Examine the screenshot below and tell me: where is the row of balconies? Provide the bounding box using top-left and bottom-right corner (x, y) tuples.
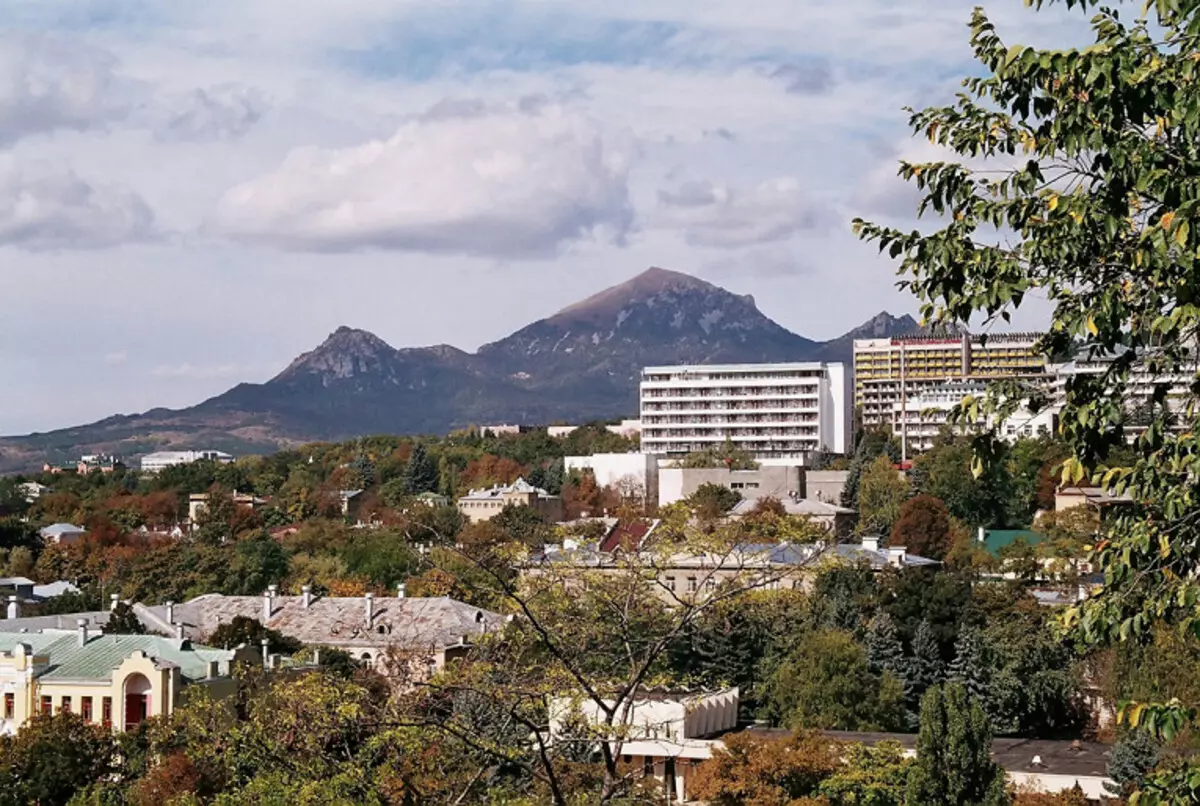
(642, 415), (820, 426)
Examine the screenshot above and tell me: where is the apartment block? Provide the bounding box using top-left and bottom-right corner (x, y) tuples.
(639, 363), (850, 462)
(854, 333), (1047, 429)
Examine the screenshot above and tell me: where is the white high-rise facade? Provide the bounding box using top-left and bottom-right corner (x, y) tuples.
(639, 362), (851, 462)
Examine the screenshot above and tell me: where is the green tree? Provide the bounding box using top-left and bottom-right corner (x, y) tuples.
(227, 533), (289, 596)
(948, 625), (991, 709)
(910, 440), (1007, 529)
(676, 438), (758, 470)
(205, 615), (302, 655)
(490, 504), (552, 547)
(0, 713), (116, 806)
(905, 683), (1008, 806)
(856, 456), (909, 536)
(819, 741), (913, 806)
(403, 444), (439, 495)
(763, 629), (907, 732)
(1104, 729), (1161, 800)
(683, 483), (742, 520)
(106, 601), (146, 635)
(842, 427), (900, 511)
(890, 494), (953, 560)
(905, 620), (945, 711)
(866, 612), (908, 694)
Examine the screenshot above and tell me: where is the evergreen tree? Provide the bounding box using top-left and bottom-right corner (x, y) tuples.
(866, 612), (907, 690)
(905, 683), (1008, 806)
(905, 620), (944, 710)
(1105, 730), (1161, 799)
(106, 602), (146, 635)
(948, 626), (991, 711)
(437, 455), (459, 498)
(403, 444), (439, 494)
(347, 454), (374, 488)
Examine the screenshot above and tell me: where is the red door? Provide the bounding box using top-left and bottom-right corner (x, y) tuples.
(124, 694), (148, 728)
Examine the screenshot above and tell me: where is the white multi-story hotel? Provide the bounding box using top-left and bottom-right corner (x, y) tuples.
(639, 363), (850, 463)
(140, 450), (234, 474)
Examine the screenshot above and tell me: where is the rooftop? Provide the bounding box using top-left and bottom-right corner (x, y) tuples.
(0, 632), (233, 683)
(460, 477), (554, 500)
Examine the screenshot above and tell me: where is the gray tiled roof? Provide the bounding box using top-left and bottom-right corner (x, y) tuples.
(0, 610), (116, 634)
(153, 594), (504, 650)
(0, 633), (233, 682)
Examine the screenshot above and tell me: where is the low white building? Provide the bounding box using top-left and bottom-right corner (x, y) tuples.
(564, 453), (661, 505)
(657, 465), (803, 508)
(39, 523), (87, 545)
(140, 450), (234, 474)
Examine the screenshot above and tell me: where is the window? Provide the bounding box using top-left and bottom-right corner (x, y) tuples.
(102, 697), (112, 727)
(81, 697), (93, 723)
(40, 696), (51, 716)
(60, 696), (71, 713)
(664, 576), (675, 591)
(705, 578), (717, 592)
(687, 576), (698, 593)
(3, 693), (12, 719)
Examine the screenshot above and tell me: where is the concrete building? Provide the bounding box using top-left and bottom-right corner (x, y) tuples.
(140, 450), (234, 474)
(804, 470), (849, 505)
(727, 496), (855, 538)
(0, 630), (252, 736)
(564, 453), (661, 505)
(640, 363), (851, 463)
(457, 478), (564, 524)
(657, 465), (803, 508)
(187, 491), (267, 526)
(854, 332), (1047, 429)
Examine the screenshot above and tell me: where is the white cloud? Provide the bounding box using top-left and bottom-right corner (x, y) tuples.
(208, 103), (633, 258)
(155, 84), (269, 141)
(657, 177), (827, 248)
(0, 162), (158, 251)
(149, 362), (256, 380)
(0, 35), (132, 145)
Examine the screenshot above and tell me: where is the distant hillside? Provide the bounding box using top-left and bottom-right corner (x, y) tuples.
(0, 267), (920, 472)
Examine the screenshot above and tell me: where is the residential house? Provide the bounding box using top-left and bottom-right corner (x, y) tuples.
(77, 455), (122, 474)
(457, 478), (564, 524)
(0, 578), (78, 605)
(1054, 485), (1134, 514)
(39, 523), (87, 545)
(187, 491), (268, 527)
(0, 628), (255, 736)
(16, 482), (47, 503)
(410, 492), (450, 508)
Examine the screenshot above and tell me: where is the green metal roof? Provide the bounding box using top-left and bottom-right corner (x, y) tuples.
(0, 633), (233, 682)
(981, 529), (1048, 557)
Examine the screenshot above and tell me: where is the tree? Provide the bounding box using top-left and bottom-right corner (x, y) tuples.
(905, 683), (1008, 806)
(690, 730), (843, 806)
(856, 456), (909, 536)
(948, 626), (991, 710)
(851, 0), (1200, 774)
(905, 620), (945, 711)
(106, 601), (146, 635)
(490, 504), (552, 547)
(205, 615), (301, 655)
(842, 428), (900, 511)
(0, 712), (116, 806)
(683, 483), (742, 520)
(866, 612), (908, 693)
(763, 629), (907, 732)
(890, 494), (953, 560)
(818, 741), (913, 806)
(403, 444), (439, 495)
(1104, 729), (1160, 800)
(910, 440), (1008, 529)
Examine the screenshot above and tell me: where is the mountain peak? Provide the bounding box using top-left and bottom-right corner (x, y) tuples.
(844, 311), (921, 340)
(273, 326), (396, 382)
(552, 267), (719, 322)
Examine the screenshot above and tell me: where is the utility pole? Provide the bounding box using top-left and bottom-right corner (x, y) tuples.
(900, 342), (908, 465)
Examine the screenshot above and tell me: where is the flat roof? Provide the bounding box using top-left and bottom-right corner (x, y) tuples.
(642, 362), (842, 373)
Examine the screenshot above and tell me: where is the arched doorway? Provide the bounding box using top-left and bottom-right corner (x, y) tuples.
(123, 673), (151, 730)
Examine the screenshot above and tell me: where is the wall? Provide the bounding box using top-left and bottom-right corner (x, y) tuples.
(804, 470), (849, 505)
(657, 466), (802, 507)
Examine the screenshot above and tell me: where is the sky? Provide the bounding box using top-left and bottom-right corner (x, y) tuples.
(0, 0), (1096, 435)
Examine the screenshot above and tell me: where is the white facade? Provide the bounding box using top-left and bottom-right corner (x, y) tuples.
(140, 450), (234, 474)
(639, 363), (850, 461)
(564, 453), (660, 504)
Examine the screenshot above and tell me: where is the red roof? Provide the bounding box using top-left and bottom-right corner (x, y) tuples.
(600, 520), (655, 553)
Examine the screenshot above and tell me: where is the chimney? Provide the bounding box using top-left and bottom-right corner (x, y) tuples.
(396, 583), (406, 599)
(301, 585), (313, 609)
(260, 637), (270, 669)
(460, 633), (470, 646)
(165, 601), (175, 624)
(861, 536), (880, 553)
(175, 624), (185, 640)
(977, 526), (986, 543)
(888, 546), (907, 567)
(365, 592), (375, 624)
(76, 618), (88, 647)
(262, 588), (273, 622)
(312, 648), (321, 666)
(109, 593), (120, 612)
(6, 596), (19, 620)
